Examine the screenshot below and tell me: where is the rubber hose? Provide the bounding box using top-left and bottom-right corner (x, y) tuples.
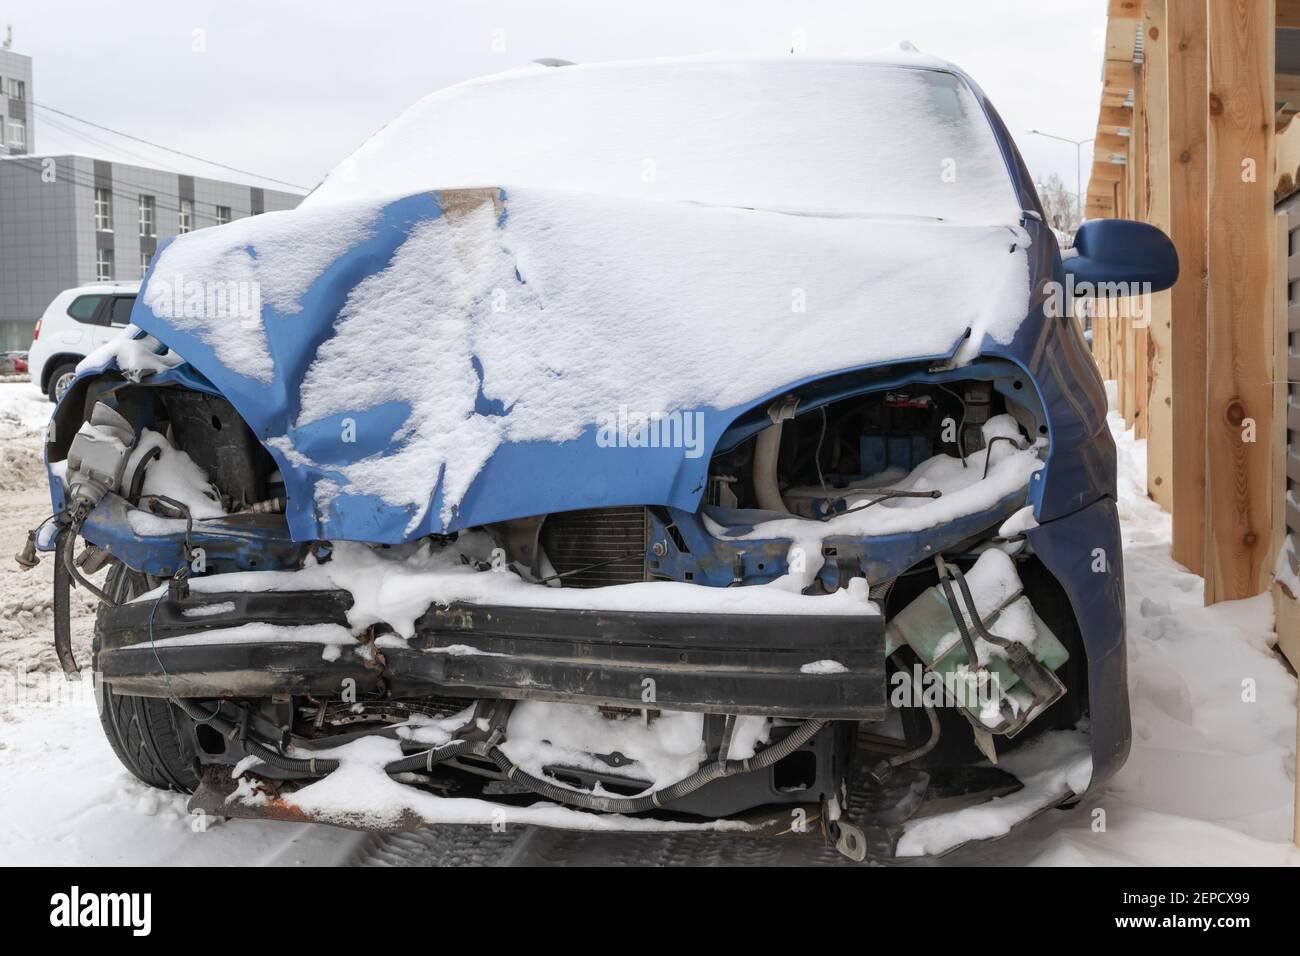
(61, 523), (119, 606)
(52, 529), (79, 677)
(753, 422), (787, 513)
(885, 669), (941, 768)
(384, 739), (477, 774)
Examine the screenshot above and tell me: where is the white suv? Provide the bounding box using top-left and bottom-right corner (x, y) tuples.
(28, 281), (141, 402)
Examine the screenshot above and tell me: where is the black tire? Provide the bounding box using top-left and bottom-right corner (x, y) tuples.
(46, 361), (78, 403)
(93, 565), (201, 793)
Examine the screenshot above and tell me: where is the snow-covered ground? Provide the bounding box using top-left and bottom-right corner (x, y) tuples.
(0, 380), (1295, 865)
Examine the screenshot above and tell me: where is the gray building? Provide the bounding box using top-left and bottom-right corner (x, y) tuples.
(0, 155), (301, 349)
(0, 40), (33, 157)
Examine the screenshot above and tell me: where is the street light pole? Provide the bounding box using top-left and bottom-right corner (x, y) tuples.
(1027, 129), (1094, 226)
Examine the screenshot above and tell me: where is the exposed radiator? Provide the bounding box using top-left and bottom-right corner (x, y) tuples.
(539, 507), (649, 588)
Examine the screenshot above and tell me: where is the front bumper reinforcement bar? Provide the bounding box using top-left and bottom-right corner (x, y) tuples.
(95, 589), (887, 719)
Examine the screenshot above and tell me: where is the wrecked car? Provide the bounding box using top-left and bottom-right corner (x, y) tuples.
(25, 49), (1178, 859)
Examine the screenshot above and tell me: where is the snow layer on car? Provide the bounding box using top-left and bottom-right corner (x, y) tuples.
(129, 534), (880, 641)
(288, 191), (1029, 529)
(75, 325), (183, 379)
(895, 729), (1093, 857)
(128, 52), (1032, 534)
(141, 200), (382, 383)
(714, 416), (1042, 543)
(501, 701), (707, 791)
(125, 427), (225, 519)
(307, 52), (1022, 225)
(241, 734), (752, 834)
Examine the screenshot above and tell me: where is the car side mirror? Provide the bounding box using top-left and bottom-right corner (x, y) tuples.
(1065, 219), (1179, 294)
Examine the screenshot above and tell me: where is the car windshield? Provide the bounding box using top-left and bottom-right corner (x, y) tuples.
(309, 58), (1022, 225)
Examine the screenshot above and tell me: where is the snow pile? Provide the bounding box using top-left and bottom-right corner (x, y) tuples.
(284, 191), (1028, 530)
(897, 729), (1093, 856)
(801, 660), (849, 675)
(500, 701), (706, 790)
(128, 54), (1033, 532)
(130, 534), (880, 640)
(308, 53), (1021, 224)
(125, 428), (225, 519)
(76, 325), (184, 379)
(141, 200), (382, 382)
(0, 381), (53, 434)
(0, 383), (102, 672)
(243, 733), (749, 835)
(998, 504), (1038, 538)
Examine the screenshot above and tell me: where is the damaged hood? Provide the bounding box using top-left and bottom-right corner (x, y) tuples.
(129, 187), (1032, 542)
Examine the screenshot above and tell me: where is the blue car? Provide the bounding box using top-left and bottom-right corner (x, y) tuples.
(30, 51), (1177, 858)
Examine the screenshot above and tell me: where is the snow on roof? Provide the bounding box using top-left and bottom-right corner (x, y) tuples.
(137, 47), (1034, 534)
(307, 48), (1022, 225)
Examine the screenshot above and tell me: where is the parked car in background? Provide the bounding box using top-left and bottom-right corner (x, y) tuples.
(27, 282), (139, 401)
(0, 351), (28, 376)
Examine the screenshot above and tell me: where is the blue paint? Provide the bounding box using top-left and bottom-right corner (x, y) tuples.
(287, 401), (410, 465)
(471, 355), (512, 417)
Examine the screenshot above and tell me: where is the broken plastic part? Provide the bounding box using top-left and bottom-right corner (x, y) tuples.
(14, 530), (39, 570)
(66, 402), (137, 511)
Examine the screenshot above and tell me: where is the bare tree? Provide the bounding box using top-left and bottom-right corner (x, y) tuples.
(1036, 173), (1080, 244)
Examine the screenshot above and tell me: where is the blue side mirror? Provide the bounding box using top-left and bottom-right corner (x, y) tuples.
(1065, 219), (1179, 294)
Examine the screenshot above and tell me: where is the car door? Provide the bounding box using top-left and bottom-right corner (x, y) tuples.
(91, 294), (137, 348)
(60, 293), (106, 350)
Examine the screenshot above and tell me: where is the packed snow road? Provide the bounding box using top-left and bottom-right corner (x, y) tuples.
(0, 381), (1295, 866)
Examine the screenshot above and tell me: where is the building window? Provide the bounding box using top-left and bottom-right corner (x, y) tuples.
(178, 199), (193, 234)
(7, 78), (24, 99)
(8, 118), (23, 148)
(138, 195), (155, 237)
(215, 205), (231, 226)
(96, 247), (114, 282)
(94, 188), (113, 232)
(141, 251), (151, 277)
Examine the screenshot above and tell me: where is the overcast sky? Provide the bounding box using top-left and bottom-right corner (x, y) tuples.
(7, 0), (1107, 199)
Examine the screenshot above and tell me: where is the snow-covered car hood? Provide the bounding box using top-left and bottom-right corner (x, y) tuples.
(129, 186), (1032, 542)
(124, 52), (1041, 542)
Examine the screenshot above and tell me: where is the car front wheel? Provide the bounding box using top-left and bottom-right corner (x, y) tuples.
(93, 565), (201, 793)
(47, 362), (79, 403)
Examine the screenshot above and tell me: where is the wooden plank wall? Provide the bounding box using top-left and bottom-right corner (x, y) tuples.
(1203, 0), (1275, 603)
(1084, 0), (1295, 850)
(1085, 0), (1282, 605)
(1167, 0), (1209, 575)
(1144, 0), (1174, 508)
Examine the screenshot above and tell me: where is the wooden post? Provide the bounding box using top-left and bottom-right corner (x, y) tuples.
(1132, 60), (1151, 438)
(1204, 0), (1276, 603)
(1144, 0), (1174, 508)
(1272, 213), (1290, 590)
(1168, 0), (1209, 575)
